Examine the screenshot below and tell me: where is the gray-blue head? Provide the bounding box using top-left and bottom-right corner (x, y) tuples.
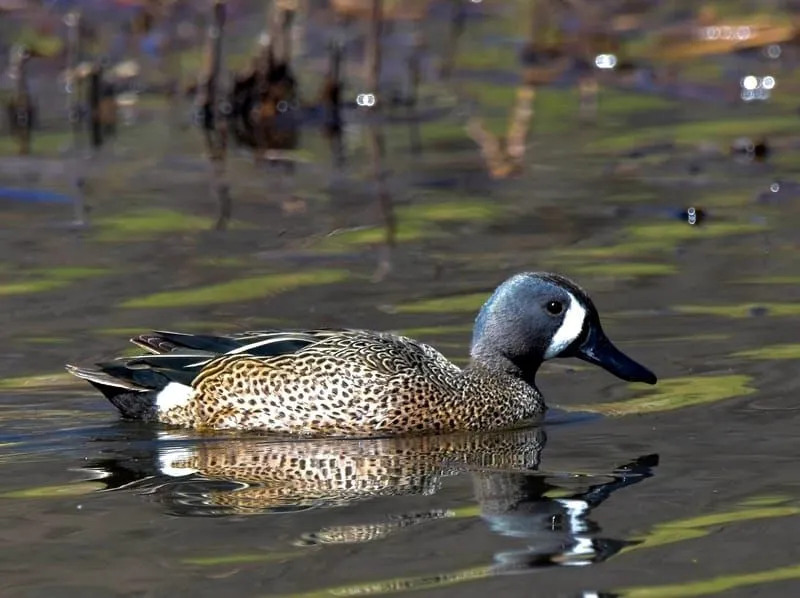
(470, 272), (656, 386)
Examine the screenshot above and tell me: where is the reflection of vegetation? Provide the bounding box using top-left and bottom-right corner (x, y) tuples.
(733, 344), (800, 360)
(0, 267), (108, 296)
(121, 270), (349, 308)
(568, 375), (756, 416)
(675, 303), (800, 318)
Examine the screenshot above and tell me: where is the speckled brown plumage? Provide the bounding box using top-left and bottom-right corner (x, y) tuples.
(158, 330), (542, 436)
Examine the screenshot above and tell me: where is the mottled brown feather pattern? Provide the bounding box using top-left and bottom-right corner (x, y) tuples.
(158, 330), (543, 436)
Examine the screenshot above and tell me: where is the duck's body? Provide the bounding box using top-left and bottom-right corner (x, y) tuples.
(67, 272), (656, 437)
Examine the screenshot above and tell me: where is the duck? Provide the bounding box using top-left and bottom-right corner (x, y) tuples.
(66, 272), (656, 437)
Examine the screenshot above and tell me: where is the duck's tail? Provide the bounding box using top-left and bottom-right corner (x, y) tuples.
(67, 328), (323, 421)
(65, 356), (198, 420)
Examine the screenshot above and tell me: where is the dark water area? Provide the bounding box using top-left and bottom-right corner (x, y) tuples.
(2, 1), (800, 597)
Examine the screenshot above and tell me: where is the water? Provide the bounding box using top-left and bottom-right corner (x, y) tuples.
(3, 4), (800, 597)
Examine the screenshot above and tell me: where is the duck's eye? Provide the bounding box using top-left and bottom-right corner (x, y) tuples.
(545, 301), (563, 315)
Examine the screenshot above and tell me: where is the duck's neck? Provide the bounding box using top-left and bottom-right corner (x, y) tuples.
(467, 347), (542, 389)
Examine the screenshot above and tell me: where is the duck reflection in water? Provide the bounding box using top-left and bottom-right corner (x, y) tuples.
(86, 425), (657, 571)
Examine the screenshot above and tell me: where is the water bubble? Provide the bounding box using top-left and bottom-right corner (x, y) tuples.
(762, 76), (776, 90)
(277, 100), (288, 113)
(767, 44), (782, 59)
(741, 75), (759, 91)
(594, 54), (617, 69)
(740, 89), (754, 102)
(356, 93), (376, 107)
(736, 26), (751, 40)
(687, 207), (697, 225)
(770, 182), (780, 193)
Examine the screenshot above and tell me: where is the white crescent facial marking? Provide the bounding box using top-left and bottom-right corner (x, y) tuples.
(544, 292), (587, 359)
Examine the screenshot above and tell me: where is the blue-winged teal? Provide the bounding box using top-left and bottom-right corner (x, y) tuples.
(66, 272), (656, 437)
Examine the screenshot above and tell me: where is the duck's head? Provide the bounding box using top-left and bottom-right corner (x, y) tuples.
(470, 272), (656, 386)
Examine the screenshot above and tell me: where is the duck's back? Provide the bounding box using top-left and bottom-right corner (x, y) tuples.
(174, 330), (466, 435)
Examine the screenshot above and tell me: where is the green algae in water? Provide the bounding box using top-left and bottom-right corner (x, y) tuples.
(392, 292), (488, 315)
(0, 267), (109, 297)
(588, 114), (800, 152)
(182, 550), (307, 566)
(571, 262), (677, 278)
(733, 344), (800, 360)
(318, 222), (427, 252)
(674, 303), (800, 318)
(0, 373), (79, 391)
(0, 280), (67, 296)
(121, 270), (349, 308)
(92, 208), (220, 242)
(568, 375), (756, 416)
(619, 562), (800, 598)
(279, 565), (492, 598)
(618, 505), (800, 557)
(0, 481), (105, 499)
(397, 199), (500, 223)
(553, 220), (768, 260)
(317, 199), (500, 252)
(0, 131), (71, 156)
(627, 333), (730, 346)
(398, 324), (474, 337)
(733, 275), (800, 284)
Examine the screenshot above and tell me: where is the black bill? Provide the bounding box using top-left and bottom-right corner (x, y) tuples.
(567, 324), (657, 385)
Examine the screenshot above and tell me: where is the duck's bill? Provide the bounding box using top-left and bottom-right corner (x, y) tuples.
(570, 326), (657, 385)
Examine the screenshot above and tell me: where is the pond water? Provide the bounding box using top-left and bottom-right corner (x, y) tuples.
(2, 3), (800, 597)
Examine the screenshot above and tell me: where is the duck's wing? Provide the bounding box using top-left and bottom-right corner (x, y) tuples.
(66, 329), (352, 414)
(130, 328), (345, 357)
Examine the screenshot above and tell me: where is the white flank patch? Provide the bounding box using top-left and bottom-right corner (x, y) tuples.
(158, 446), (198, 477)
(156, 382), (193, 413)
(544, 293), (587, 359)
